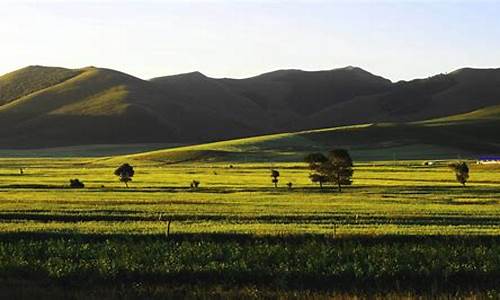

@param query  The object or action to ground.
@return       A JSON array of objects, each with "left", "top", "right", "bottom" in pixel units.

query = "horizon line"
[{"left": 3, "top": 64, "right": 500, "bottom": 83}]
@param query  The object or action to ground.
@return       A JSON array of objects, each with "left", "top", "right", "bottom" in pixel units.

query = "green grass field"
[{"left": 0, "top": 157, "right": 499, "bottom": 298}]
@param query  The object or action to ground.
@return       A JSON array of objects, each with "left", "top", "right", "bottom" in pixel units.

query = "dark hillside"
[{"left": 0, "top": 65, "right": 498, "bottom": 150}]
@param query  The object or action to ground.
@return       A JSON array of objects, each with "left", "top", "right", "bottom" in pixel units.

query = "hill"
[
  {"left": 216, "top": 67, "right": 392, "bottom": 129},
  {"left": 301, "top": 69, "right": 500, "bottom": 129},
  {"left": 0, "top": 67, "right": 258, "bottom": 147},
  {"left": 0, "top": 65, "right": 499, "bottom": 150},
  {"left": 110, "top": 106, "right": 500, "bottom": 163},
  {"left": 0, "top": 66, "right": 83, "bottom": 106}
]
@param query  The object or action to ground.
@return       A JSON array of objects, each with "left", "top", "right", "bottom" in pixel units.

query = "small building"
[{"left": 477, "top": 156, "right": 500, "bottom": 164}]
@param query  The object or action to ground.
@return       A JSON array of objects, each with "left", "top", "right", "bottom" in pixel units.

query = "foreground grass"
[
  {"left": 0, "top": 159, "right": 498, "bottom": 297},
  {"left": 1, "top": 234, "right": 499, "bottom": 298}
]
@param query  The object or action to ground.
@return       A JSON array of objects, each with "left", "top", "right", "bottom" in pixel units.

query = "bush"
[
  {"left": 190, "top": 180, "right": 200, "bottom": 188},
  {"left": 69, "top": 179, "right": 84, "bottom": 188}
]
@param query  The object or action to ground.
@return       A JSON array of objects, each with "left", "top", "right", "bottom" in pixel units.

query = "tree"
[
  {"left": 305, "top": 153, "right": 328, "bottom": 189},
  {"left": 327, "top": 149, "right": 353, "bottom": 192},
  {"left": 304, "top": 149, "right": 354, "bottom": 192},
  {"left": 271, "top": 169, "right": 280, "bottom": 188},
  {"left": 305, "top": 153, "right": 329, "bottom": 165},
  {"left": 309, "top": 173, "right": 328, "bottom": 189},
  {"left": 449, "top": 162, "right": 469, "bottom": 187},
  {"left": 328, "top": 149, "right": 354, "bottom": 192},
  {"left": 114, "top": 163, "right": 134, "bottom": 188}
]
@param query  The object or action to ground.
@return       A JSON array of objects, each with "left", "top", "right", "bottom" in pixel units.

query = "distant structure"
[{"left": 477, "top": 156, "right": 500, "bottom": 164}]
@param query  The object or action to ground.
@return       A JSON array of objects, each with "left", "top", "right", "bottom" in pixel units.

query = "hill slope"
[
  {"left": 0, "top": 67, "right": 258, "bottom": 147},
  {"left": 0, "top": 65, "right": 499, "bottom": 150},
  {"left": 111, "top": 106, "right": 500, "bottom": 163},
  {"left": 0, "top": 66, "right": 83, "bottom": 106},
  {"left": 301, "top": 69, "right": 500, "bottom": 129},
  {"left": 216, "top": 67, "right": 392, "bottom": 129}
]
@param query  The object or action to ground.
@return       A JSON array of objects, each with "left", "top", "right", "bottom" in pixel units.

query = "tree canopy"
[
  {"left": 271, "top": 169, "right": 280, "bottom": 188},
  {"left": 305, "top": 149, "right": 353, "bottom": 192},
  {"left": 114, "top": 163, "right": 135, "bottom": 187},
  {"left": 449, "top": 162, "right": 469, "bottom": 186}
]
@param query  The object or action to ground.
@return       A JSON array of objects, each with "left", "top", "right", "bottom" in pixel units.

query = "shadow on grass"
[
  {"left": 1, "top": 183, "right": 498, "bottom": 196},
  {"left": 1, "top": 212, "right": 499, "bottom": 226},
  {"left": 2, "top": 231, "right": 500, "bottom": 244}
]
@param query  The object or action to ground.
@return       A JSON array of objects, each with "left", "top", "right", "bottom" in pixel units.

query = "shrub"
[
  {"left": 190, "top": 180, "right": 200, "bottom": 188},
  {"left": 69, "top": 179, "right": 84, "bottom": 188}
]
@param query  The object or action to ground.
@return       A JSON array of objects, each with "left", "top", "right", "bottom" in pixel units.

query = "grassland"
[{"left": 0, "top": 157, "right": 499, "bottom": 298}]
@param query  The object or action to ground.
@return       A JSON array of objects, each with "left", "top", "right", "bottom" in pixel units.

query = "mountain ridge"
[{"left": 0, "top": 65, "right": 499, "bottom": 150}]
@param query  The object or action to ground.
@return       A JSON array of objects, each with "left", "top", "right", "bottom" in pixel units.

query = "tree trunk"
[
  {"left": 338, "top": 182, "right": 342, "bottom": 192},
  {"left": 274, "top": 181, "right": 277, "bottom": 188},
  {"left": 319, "top": 182, "right": 323, "bottom": 189},
  {"left": 125, "top": 181, "right": 128, "bottom": 188}
]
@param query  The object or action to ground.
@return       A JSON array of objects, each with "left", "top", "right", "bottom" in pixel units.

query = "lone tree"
[
  {"left": 114, "top": 163, "right": 135, "bottom": 188},
  {"left": 271, "top": 169, "right": 280, "bottom": 188},
  {"left": 449, "top": 162, "right": 469, "bottom": 187},
  {"left": 304, "top": 149, "right": 353, "bottom": 192},
  {"left": 305, "top": 153, "right": 329, "bottom": 189}
]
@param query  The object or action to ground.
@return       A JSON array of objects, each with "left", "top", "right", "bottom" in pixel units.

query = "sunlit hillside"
[{"left": 111, "top": 107, "right": 500, "bottom": 164}]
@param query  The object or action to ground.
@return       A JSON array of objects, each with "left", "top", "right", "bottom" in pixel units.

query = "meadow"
[{"left": 0, "top": 158, "right": 499, "bottom": 298}]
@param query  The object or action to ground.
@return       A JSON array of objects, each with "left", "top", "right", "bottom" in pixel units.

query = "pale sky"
[{"left": 1, "top": 0, "right": 499, "bottom": 81}]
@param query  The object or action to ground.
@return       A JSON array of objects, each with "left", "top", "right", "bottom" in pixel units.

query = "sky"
[{"left": 0, "top": 0, "right": 499, "bottom": 81}]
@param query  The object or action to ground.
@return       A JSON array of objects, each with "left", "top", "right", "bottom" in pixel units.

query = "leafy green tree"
[
  {"left": 114, "top": 163, "right": 135, "bottom": 188},
  {"left": 327, "top": 149, "right": 353, "bottom": 192},
  {"left": 449, "top": 162, "right": 469, "bottom": 186},
  {"left": 305, "top": 153, "right": 328, "bottom": 189},
  {"left": 305, "top": 153, "right": 329, "bottom": 166},
  {"left": 271, "top": 169, "right": 280, "bottom": 188},
  {"left": 309, "top": 173, "right": 328, "bottom": 189},
  {"left": 304, "top": 149, "right": 353, "bottom": 192}
]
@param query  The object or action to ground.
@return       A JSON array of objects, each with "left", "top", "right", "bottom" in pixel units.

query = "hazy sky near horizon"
[{"left": 1, "top": 0, "right": 499, "bottom": 81}]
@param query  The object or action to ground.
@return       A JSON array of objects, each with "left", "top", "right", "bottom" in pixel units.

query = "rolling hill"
[
  {"left": 0, "top": 66, "right": 259, "bottom": 147},
  {"left": 109, "top": 104, "right": 500, "bottom": 163},
  {"left": 0, "top": 65, "right": 499, "bottom": 152}
]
